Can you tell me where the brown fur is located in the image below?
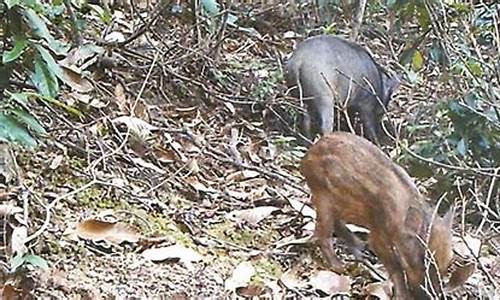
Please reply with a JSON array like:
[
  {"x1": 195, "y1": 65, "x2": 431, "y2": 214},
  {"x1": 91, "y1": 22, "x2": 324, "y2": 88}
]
[{"x1": 301, "y1": 132, "x2": 454, "y2": 299}]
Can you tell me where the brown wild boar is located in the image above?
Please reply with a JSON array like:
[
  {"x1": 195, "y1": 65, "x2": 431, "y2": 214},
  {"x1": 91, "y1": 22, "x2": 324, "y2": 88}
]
[
  {"x1": 286, "y1": 35, "x2": 400, "y2": 145},
  {"x1": 301, "y1": 132, "x2": 458, "y2": 299}
]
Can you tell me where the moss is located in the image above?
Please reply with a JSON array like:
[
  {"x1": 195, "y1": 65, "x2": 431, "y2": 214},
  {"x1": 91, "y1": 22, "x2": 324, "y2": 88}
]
[{"x1": 207, "y1": 220, "x2": 279, "y2": 249}]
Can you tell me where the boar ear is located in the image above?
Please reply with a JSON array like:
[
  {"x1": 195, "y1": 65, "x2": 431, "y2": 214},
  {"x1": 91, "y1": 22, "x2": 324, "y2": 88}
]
[{"x1": 442, "y1": 206, "x2": 455, "y2": 229}]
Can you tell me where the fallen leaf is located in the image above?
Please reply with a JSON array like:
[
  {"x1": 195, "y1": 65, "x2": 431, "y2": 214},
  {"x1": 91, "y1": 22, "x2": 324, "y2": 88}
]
[
  {"x1": 453, "y1": 235, "x2": 482, "y2": 258},
  {"x1": 236, "y1": 284, "x2": 263, "y2": 297},
  {"x1": 363, "y1": 281, "x2": 392, "y2": 300},
  {"x1": 75, "y1": 219, "x2": 140, "y2": 244},
  {"x1": 185, "y1": 177, "x2": 217, "y2": 193},
  {"x1": 1, "y1": 283, "x2": 17, "y2": 300},
  {"x1": 10, "y1": 226, "x2": 28, "y2": 255},
  {"x1": 447, "y1": 261, "x2": 476, "y2": 291},
  {"x1": 142, "y1": 244, "x2": 203, "y2": 264},
  {"x1": 309, "y1": 270, "x2": 351, "y2": 295},
  {"x1": 153, "y1": 146, "x2": 178, "y2": 163},
  {"x1": 114, "y1": 83, "x2": 129, "y2": 113},
  {"x1": 112, "y1": 116, "x2": 158, "y2": 140},
  {"x1": 0, "y1": 202, "x2": 22, "y2": 216},
  {"x1": 279, "y1": 266, "x2": 306, "y2": 290},
  {"x1": 225, "y1": 170, "x2": 260, "y2": 182},
  {"x1": 60, "y1": 66, "x2": 93, "y2": 93},
  {"x1": 227, "y1": 206, "x2": 280, "y2": 225},
  {"x1": 49, "y1": 155, "x2": 64, "y2": 170},
  {"x1": 287, "y1": 198, "x2": 316, "y2": 219},
  {"x1": 105, "y1": 31, "x2": 126, "y2": 43},
  {"x1": 225, "y1": 261, "x2": 255, "y2": 291}
]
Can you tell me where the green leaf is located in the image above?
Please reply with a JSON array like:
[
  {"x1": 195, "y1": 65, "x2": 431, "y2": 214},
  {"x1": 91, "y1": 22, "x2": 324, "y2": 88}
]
[
  {"x1": 4, "y1": 0, "x2": 20, "y2": 9},
  {"x1": 456, "y1": 138, "x2": 467, "y2": 156},
  {"x1": 11, "y1": 108, "x2": 47, "y2": 135},
  {"x1": 22, "y1": 8, "x2": 69, "y2": 55},
  {"x1": 22, "y1": 255, "x2": 49, "y2": 269},
  {"x1": 9, "y1": 254, "x2": 49, "y2": 271},
  {"x1": 10, "y1": 254, "x2": 25, "y2": 271},
  {"x1": 0, "y1": 113, "x2": 37, "y2": 149},
  {"x1": 7, "y1": 92, "x2": 30, "y2": 104},
  {"x1": 201, "y1": 0, "x2": 219, "y2": 16},
  {"x1": 227, "y1": 14, "x2": 238, "y2": 27},
  {"x1": 399, "y1": 47, "x2": 415, "y2": 66},
  {"x1": 31, "y1": 54, "x2": 59, "y2": 97},
  {"x1": 466, "y1": 60, "x2": 482, "y2": 77},
  {"x1": 35, "y1": 44, "x2": 64, "y2": 80},
  {"x1": 2, "y1": 35, "x2": 28, "y2": 64},
  {"x1": 411, "y1": 50, "x2": 424, "y2": 71},
  {"x1": 88, "y1": 4, "x2": 112, "y2": 24}
]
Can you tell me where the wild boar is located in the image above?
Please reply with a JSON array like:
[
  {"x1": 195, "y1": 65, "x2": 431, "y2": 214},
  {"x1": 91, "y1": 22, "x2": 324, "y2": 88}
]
[
  {"x1": 301, "y1": 132, "x2": 469, "y2": 299},
  {"x1": 285, "y1": 35, "x2": 399, "y2": 145}
]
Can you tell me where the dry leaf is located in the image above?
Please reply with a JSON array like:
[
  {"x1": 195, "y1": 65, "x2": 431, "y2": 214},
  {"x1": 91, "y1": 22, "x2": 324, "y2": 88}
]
[
  {"x1": 0, "y1": 202, "x2": 22, "y2": 216},
  {"x1": 60, "y1": 66, "x2": 93, "y2": 93},
  {"x1": 75, "y1": 219, "x2": 140, "y2": 244},
  {"x1": 363, "y1": 281, "x2": 392, "y2": 300},
  {"x1": 185, "y1": 177, "x2": 217, "y2": 193},
  {"x1": 225, "y1": 170, "x2": 260, "y2": 182},
  {"x1": 447, "y1": 262, "x2": 476, "y2": 291},
  {"x1": 309, "y1": 270, "x2": 351, "y2": 295},
  {"x1": 453, "y1": 235, "x2": 482, "y2": 258},
  {"x1": 112, "y1": 116, "x2": 158, "y2": 140},
  {"x1": 153, "y1": 146, "x2": 178, "y2": 163},
  {"x1": 227, "y1": 206, "x2": 280, "y2": 225},
  {"x1": 279, "y1": 266, "x2": 306, "y2": 290},
  {"x1": 225, "y1": 261, "x2": 255, "y2": 291},
  {"x1": 10, "y1": 226, "x2": 28, "y2": 255},
  {"x1": 114, "y1": 84, "x2": 128, "y2": 113},
  {"x1": 1, "y1": 283, "x2": 17, "y2": 300},
  {"x1": 142, "y1": 244, "x2": 203, "y2": 264},
  {"x1": 105, "y1": 31, "x2": 126, "y2": 43},
  {"x1": 49, "y1": 155, "x2": 64, "y2": 170},
  {"x1": 287, "y1": 198, "x2": 316, "y2": 219}
]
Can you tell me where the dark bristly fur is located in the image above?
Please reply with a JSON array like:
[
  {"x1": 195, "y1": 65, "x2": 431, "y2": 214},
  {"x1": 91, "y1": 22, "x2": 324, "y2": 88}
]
[{"x1": 286, "y1": 35, "x2": 400, "y2": 145}]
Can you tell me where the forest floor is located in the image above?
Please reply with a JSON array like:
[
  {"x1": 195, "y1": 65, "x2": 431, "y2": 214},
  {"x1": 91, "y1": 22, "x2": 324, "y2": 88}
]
[{"x1": 1, "y1": 1, "x2": 498, "y2": 299}]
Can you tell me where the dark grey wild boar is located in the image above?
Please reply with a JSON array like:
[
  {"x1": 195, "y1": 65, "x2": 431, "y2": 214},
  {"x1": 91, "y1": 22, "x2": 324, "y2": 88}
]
[{"x1": 285, "y1": 35, "x2": 400, "y2": 145}]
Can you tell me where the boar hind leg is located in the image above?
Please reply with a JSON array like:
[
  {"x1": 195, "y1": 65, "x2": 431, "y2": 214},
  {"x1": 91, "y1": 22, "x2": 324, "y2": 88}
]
[
  {"x1": 360, "y1": 111, "x2": 380, "y2": 145},
  {"x1": 333, "y1": 220, "x2": 365, "y2": 260},
  {"x1": 313, "y1": 195, "x2": 345, "y2": 273}
]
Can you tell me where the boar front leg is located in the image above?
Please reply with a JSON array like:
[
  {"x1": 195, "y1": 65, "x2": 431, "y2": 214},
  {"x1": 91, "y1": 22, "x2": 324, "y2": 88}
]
[
  {"x1": 312, "y1": 195, "x2": 345, "y2": 273},
  {"x1": 316, "y1": 95, "x2": 335, "y2": 136},
  {"x1": 301, "y1": 110, "x2": 313, "y2": 141}
]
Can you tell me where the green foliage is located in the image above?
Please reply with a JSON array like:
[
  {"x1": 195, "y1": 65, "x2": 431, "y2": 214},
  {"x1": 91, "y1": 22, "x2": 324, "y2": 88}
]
[
  {"x1": 393, "y1": 2, "x2": 499, "y2": 203},
  {"x1": 11, "y1": 253, "x2": 49, "y2": 271},
  {"x1": 0, "y1": 92, "x2": 47, "y2": 148},
  {"x1": 0, "y1": 0, "x2": 92, "y2": 148}
]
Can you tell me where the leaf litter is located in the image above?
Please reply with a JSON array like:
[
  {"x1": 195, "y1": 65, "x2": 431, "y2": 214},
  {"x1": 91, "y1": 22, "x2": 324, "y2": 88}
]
[{"x1": 3, "y1": 1, "x2": 496, "y2": 299}]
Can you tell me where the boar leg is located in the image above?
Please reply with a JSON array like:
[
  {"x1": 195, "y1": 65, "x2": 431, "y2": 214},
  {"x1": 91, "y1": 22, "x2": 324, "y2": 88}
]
[
  {"x1": 313, "y1": 196, "x2": 345, "y2": 273},
  {"x1": 316, "y1": 95, "x2": 335, "y2": 135},
  {"x1": 360, "y1": 110, "x2": 380, "y2": 145},
  {"x1": 333, "y1": 220, "x2": 365, "y2": 260},
  {"x1": 301, "y1": 110, "x2": 312, "y2": 140},
  {"x1": 368, "y1": 234, "x2": 413, "y2": 299}
]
